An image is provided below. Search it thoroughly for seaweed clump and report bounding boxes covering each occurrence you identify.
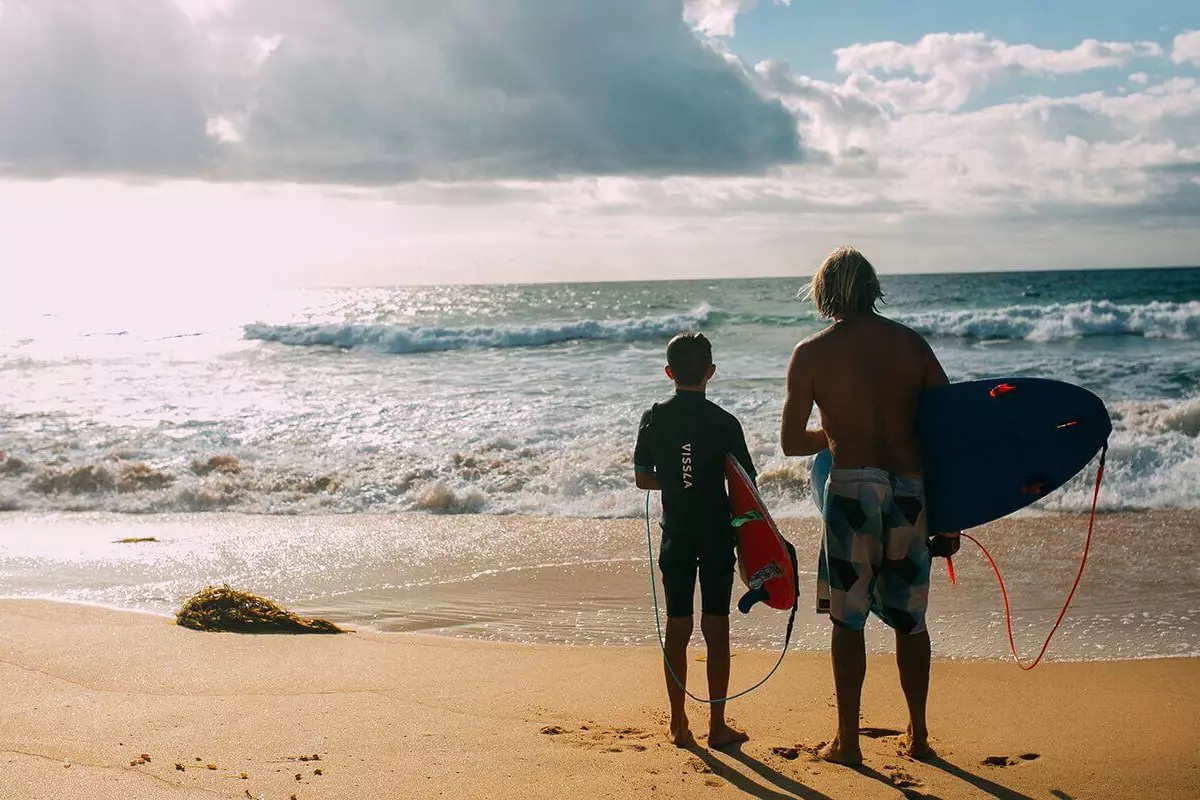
[175,585,345,634]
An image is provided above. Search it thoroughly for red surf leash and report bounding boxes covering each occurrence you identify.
[946,446,1107,670]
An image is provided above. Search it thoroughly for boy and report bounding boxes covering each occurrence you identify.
[633,331,755,749]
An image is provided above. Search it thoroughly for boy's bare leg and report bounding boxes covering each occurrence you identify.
[664,616,693,746]
[896,629,933,759]
[819,625,865,765]
[700,613,748,748]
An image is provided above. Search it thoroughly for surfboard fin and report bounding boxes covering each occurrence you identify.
[737,587,770,614]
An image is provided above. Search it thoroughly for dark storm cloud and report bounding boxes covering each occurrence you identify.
[0,0,802,182]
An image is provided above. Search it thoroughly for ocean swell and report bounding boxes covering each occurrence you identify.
[244,306,715,353]
[897,300,1200,342]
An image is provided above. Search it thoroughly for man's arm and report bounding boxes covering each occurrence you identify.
[919,333,950,389]
[780,343,830,456]
[917,334,959,551]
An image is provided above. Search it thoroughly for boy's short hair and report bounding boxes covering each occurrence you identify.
[666,331,712,385]
[803,245,884,319]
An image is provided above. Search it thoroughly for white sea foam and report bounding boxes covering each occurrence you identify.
[2,396,1194,516]
[243,305,715,353]
[897,300,1200,342]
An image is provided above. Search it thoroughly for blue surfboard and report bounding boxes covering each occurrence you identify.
[809,377,1111,533]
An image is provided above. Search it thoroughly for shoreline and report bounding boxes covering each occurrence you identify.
[7,594,1197,667]
[1,508,1198,661]
[2,599,1198,799]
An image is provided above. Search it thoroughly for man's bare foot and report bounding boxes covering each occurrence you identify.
[904,725,935,760]
[669,715,693,747]
[707,722,749,750]
[817,735,863,766]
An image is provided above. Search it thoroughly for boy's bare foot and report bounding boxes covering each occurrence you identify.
[669,715,693,747]
[817,736,863,766]
[707,722,749,750]
[905,725,935,760]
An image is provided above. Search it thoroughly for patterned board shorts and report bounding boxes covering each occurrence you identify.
[816,467,931,634]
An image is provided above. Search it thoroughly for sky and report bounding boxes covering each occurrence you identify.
[0,0,1198,288]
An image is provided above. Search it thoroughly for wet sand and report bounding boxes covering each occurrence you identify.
[1,598,1198,799]
[2,509,1198,659]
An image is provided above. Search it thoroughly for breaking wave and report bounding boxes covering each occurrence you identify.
[896,300,1200,342]
[244,306,716,353]
[1,396,1195,516]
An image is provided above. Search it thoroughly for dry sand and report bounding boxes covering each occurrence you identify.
[1,599,1197,799]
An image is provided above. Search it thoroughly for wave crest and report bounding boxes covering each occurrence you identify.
[244,306,715,353]
[897,300,1200,342]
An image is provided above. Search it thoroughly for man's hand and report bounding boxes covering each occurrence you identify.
[927,533,960,558]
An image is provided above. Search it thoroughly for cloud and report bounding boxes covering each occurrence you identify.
[682,0,789,38]
[1173,30,1200,66]
[1129,72,1150,84]
[0,0,801,182]
[0,0,214,176]
[835,33,1164,112]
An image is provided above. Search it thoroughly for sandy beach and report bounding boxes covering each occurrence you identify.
[2,598,1197,800]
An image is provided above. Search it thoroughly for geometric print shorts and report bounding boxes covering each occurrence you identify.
[816,467,931,634]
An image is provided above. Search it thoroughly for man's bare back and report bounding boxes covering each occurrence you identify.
[780,313,947,473]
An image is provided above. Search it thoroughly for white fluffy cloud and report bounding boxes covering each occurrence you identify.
[1172,30,1200,66]
[733,31,1200,227]
[682,0,789,37]
[835,33,1163,112]
[0,0,800,181]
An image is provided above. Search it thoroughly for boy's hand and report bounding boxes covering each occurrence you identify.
[927,533,960,558]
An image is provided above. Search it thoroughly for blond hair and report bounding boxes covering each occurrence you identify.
[803,246,883,319]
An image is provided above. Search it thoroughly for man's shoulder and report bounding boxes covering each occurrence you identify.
[875,314,925,339]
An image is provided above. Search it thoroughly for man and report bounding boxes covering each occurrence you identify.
[780,245,959,765]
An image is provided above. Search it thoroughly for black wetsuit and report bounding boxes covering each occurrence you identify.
[633,389,756,617]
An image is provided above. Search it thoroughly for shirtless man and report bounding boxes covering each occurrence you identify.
[780,246,959,765]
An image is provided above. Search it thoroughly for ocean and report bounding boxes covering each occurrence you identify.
[1,266,1198,660]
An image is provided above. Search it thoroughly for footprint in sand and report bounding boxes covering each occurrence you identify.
[770,744,821,762]
[883,764,922,788]
[860,726,904,739]
[983,753,1040,767]
[541,723,655,753]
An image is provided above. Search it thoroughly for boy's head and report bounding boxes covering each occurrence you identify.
[665,331,714,387]
[803,245,884,320]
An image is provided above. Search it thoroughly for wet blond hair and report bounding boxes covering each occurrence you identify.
[803,245,884,319]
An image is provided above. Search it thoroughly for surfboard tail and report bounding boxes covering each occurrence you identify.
[737,587,770,614]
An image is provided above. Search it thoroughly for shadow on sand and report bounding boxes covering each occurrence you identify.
[686,742,835,800]
[922,755,1039,800]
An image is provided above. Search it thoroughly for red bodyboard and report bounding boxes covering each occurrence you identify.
[725,455,797,611]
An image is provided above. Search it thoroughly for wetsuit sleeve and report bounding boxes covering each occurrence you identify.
[633,408,656,474]
[729,417,756,483]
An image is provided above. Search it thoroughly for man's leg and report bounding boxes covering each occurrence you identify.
[820,623,866,765]
[896,629,932,758]
[883,474,934,759]
[664,615,693,746]
[817,470,886,766]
